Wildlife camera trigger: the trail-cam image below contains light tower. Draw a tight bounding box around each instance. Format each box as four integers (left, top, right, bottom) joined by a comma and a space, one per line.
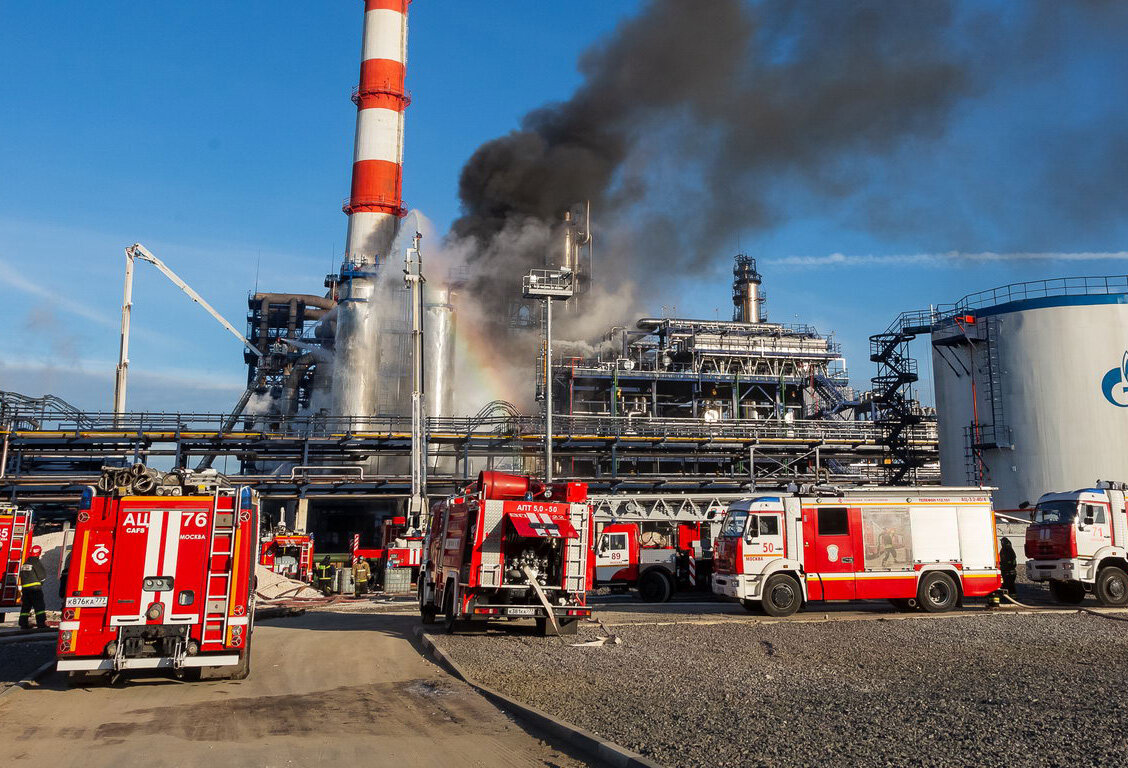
332, 0, 411, 421
523, 268, 575, 484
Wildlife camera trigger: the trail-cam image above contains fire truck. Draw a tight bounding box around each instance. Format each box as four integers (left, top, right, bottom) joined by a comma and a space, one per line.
354, 515, 424, 574
57, 470, 260, 682
594, 521, 710, 602
1025, 481, 1128, 606
712, 487, 1001, 616
1, 505, 34, 621
418, 472, 594, 635
259, 527, 314, 583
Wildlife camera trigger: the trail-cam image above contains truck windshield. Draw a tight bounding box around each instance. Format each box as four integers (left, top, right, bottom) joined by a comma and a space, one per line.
1034, 500, 1078, 525
719, 509, 749, 538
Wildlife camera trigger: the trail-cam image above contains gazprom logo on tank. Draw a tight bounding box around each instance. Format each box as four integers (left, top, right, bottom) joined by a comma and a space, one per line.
1100, 351, 1128, 407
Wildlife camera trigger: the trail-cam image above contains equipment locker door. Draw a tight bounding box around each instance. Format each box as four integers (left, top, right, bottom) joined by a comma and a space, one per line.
803, 506, 860, 600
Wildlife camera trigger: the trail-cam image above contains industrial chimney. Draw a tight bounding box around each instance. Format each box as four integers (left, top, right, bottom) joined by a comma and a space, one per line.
332, 0, 411, 420
732, 254, 764, 323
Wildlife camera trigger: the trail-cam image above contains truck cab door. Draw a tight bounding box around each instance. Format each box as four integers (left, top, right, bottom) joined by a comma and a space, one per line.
595, 529, 634, 583
803, 506, 858, 601
1077, 501, 1112, 557
742, 513, 785, 575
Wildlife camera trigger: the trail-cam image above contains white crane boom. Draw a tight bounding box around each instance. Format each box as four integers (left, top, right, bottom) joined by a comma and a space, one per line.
113, 242, 262, 422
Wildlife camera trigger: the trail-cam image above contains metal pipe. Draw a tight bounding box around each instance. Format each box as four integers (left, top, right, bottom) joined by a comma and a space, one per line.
545, 297, 554, 484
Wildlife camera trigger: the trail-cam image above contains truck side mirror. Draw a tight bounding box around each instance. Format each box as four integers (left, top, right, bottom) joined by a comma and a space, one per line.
1084, 516, 1095, 526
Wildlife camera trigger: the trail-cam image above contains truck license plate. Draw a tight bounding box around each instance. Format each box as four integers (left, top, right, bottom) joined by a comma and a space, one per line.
507, 607, 536, 616
65, 596, 108, 608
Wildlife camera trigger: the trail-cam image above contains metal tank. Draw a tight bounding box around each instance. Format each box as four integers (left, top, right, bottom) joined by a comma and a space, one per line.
930, 277, 1128, 511
424, 283, 456, 421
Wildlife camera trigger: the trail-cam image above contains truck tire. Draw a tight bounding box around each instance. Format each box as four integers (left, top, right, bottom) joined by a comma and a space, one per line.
228, 649, 252, 680
760, 574, 801, 617
66, 671, 108, 688
418, 582, 438, 624
637, 569, 673, 603
1096, 567, 1128, 607
918, 572, 958, 613
1049, 580, 1086, 605
442, 585, 461, 634
536, 617, 579, 636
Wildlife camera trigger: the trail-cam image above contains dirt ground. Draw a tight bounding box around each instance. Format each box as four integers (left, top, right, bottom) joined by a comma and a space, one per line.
0, 611, 585, 768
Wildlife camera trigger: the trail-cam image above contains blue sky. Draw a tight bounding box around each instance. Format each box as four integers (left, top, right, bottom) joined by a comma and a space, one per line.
0, 1, 1125, 413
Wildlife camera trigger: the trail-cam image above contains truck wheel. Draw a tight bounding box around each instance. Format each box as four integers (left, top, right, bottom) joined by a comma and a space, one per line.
760, 574, 801, 617
418, 582, 438, 624
1096, 567, 1128, 607
918, 572, 958, 613
740, 599, 762, 613
1049, 580, 1086, 605
228, 649, 251, 680
66, 671, 108, 688
442, 586, 461, 634
637, 570, 673, 603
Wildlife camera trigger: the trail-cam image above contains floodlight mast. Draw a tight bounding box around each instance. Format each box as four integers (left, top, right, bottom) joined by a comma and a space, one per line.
522, 269, 575, 484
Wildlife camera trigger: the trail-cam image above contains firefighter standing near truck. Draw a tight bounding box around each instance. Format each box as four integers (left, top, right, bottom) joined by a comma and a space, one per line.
1000, 538, 1018, 595
352, 557, 371, 597
18, 545, 48, 630
315, 555, 334, 595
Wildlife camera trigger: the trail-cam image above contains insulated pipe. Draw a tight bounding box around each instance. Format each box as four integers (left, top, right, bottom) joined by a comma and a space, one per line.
344, 0, 410, 265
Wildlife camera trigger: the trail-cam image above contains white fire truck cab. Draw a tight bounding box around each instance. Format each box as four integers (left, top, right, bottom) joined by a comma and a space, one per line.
712, 487, 1002, 616
1025, 482, 1128, 606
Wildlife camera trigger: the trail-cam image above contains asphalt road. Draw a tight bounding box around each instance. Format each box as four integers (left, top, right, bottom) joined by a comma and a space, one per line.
0, 611, 583, 768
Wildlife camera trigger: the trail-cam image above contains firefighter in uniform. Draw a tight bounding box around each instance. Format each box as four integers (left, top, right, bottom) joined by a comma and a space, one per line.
315, 555, 334, 596
1000, 537, 1018, 595
352, 557, 371, 598
18, 545, 48, 630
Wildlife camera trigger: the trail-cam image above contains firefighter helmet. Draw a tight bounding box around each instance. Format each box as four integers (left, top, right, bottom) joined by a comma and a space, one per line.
29, 545, 42, 557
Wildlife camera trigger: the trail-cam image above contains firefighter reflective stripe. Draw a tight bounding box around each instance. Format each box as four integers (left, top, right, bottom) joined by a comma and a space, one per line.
508, 512, 579, 539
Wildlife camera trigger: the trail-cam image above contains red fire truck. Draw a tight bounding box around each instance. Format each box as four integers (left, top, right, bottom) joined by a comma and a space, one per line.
259, 528, 314, 583
594, 521, 709, 602
1025, 481, 1128, 606
354, 515, 424, 573
712, 487, 1001, 616
418, 472, 594, 635
57, 477, 260, 681
1, 505, 34, 621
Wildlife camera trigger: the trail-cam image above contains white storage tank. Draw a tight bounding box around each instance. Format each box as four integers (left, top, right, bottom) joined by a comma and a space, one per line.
931, 278, 1128, 512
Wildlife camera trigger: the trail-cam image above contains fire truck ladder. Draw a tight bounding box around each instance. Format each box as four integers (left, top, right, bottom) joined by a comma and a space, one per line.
869, 311, 934, 485
563, 505, 590, 594
201, 488, 238, 646
1, 511, 29, 604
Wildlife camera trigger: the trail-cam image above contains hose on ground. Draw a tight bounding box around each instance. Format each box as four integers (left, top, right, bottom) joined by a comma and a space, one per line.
1001, 592, 1128, 623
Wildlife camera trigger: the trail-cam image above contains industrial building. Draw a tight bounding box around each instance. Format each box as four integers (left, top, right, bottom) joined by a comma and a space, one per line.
872, 276, 1128, 510
0, 0, 939, 550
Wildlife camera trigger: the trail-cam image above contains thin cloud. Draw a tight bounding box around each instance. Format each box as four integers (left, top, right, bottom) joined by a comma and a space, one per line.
0, 355, 246, 392
0, 256, 115, 325
766, 251, 1128, 268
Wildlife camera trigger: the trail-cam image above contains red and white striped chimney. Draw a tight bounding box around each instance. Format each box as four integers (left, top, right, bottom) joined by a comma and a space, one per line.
343, 0, 409, 265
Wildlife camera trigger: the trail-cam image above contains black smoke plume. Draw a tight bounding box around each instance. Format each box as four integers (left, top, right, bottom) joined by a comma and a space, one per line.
449, 0, 982, 322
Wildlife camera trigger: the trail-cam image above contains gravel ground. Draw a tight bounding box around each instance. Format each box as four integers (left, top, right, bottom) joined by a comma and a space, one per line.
0, 640, 55, 689
441, 609, 1128, 767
